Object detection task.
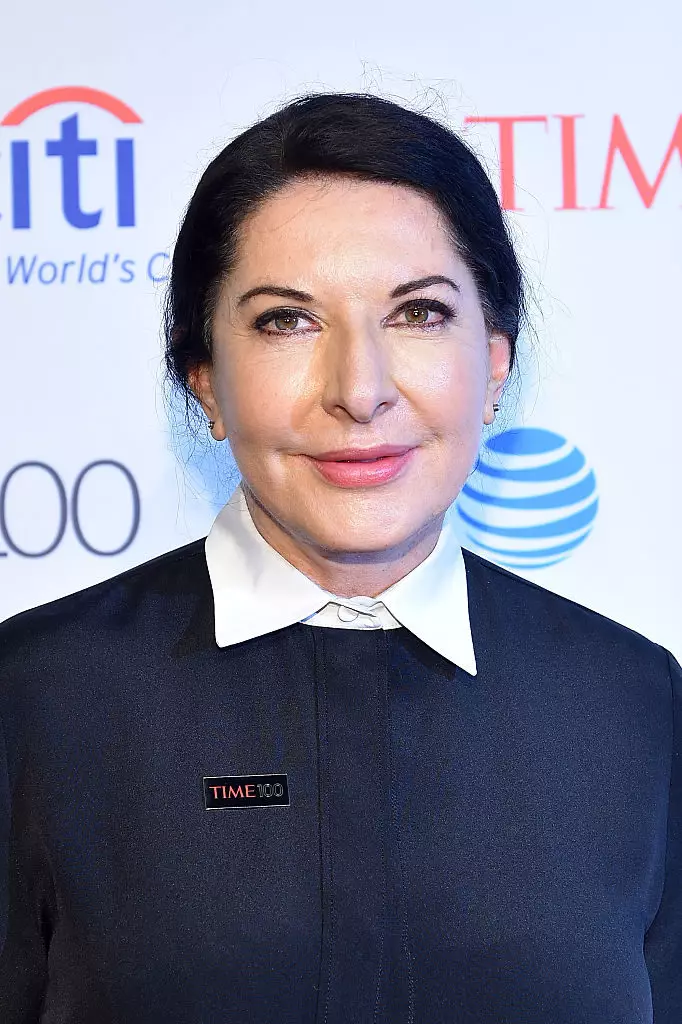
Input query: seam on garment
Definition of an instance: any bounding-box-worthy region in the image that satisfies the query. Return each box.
[314,629,336,1024]
[644,646,678,935]
[372,633,387,1024]
[381,632,415,1023]
[307,626,327,1024]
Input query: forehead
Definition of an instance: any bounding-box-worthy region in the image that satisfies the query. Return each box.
[230,175,463,285]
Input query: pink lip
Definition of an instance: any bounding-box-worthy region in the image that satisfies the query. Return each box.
[304,445,417,488]
[311,444,415,461]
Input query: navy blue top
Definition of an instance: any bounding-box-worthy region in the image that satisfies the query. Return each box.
[0,541,679,1023]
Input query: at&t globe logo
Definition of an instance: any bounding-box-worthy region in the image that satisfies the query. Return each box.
[456,428,598,569]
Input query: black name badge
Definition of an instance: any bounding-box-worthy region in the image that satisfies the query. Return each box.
[203,773,289,810]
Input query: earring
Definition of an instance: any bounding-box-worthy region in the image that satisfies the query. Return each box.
[493,403,500,413]
[208,420,215,430]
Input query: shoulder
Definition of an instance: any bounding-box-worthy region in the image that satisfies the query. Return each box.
[0,537,208,640]
[461,546,675,676]
[0,538,211,700]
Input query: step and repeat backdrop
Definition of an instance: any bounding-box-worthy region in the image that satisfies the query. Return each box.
[1,0,680,660]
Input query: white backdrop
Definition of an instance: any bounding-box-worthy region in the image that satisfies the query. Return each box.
[1,0,680,662]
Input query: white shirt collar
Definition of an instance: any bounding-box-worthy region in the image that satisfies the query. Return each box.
[204,482,477,675]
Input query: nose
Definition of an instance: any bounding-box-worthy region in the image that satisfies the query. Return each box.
[319,320,400,423]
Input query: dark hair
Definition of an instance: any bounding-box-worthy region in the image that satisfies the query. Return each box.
[164,91,527,423]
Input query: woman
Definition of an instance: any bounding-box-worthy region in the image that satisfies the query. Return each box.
[0,92,679,1024]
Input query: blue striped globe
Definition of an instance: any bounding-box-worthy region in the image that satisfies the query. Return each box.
[455,428,598,570]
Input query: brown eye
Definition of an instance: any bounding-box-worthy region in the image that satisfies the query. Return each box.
[404,306,430,324]
[253,307,320,336]
[390,298,455,331]
[272,313,300,331]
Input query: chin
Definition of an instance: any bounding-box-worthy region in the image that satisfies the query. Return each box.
[304,509,421,555]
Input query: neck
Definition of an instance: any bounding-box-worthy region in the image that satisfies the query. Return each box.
[242,486,445,599]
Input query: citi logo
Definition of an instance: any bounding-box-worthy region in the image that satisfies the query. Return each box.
[0,86,141,230]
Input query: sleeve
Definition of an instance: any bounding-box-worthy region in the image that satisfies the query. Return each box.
[0,714,9,949]
[643,648,682,1021]
[0,705,51,1020]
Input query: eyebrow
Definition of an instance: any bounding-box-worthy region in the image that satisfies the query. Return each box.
[235,274,460,308]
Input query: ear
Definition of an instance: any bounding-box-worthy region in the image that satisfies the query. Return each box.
[187,363,227,440]
[483,332,511,426]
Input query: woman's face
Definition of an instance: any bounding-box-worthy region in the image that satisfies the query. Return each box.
[192,175,510,557]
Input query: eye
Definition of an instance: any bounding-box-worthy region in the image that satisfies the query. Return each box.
[252,307,318,336]
[391,298,456,330]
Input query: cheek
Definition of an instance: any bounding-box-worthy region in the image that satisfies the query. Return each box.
[215,349,306,447]
[399,339,488,434]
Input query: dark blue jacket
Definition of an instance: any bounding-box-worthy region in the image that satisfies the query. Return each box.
[0,541,679,1023]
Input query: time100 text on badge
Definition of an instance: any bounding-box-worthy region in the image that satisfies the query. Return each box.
[203,773,289,809]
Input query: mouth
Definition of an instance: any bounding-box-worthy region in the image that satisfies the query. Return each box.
[303,446,417,488]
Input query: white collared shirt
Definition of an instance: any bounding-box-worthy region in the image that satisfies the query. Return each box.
[204,482,477,675]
